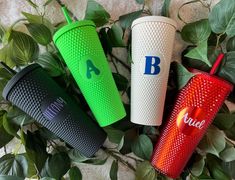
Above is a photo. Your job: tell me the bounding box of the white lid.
[131,16,177,29]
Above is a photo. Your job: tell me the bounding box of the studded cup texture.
[3,64,106,157]
[131,17,176,126]
[54,21,126,127]
[151,73,233,178]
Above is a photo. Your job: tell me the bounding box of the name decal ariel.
[176,107,206,135]
[182,112,205,129]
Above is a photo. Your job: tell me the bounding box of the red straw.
[210,53,224,75]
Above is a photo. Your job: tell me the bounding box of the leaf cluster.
[0,0,235,180]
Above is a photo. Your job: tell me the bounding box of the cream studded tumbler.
[53,7,126,127]
[131,16,177,126]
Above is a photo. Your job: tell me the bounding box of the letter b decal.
[144,56,161,75]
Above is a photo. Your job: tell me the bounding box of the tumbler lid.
[53,20,96,44]
[131,16,177,29]
[2,64,40,100]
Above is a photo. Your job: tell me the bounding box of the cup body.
[151,73,233,178]
[3,64,107,157]
[53,21,126,127]
[131,16,177,126]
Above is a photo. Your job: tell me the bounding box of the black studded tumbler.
[2,64,106,157]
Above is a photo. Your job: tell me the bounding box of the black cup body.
[3,64,106,157]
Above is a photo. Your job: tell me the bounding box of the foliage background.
[0,0,235,180]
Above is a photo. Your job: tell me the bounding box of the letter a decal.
[86,60,100,79]
[144,56,161,75]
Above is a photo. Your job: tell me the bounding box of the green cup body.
[53,21,126,127]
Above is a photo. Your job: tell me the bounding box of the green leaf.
[84,0,110,27]
[0,68,10,101]
[222,161,235,179]
[0,154,28,178]
[207,154,231,180]
[182,46,210,72]
[226,36,235,52]
[185,41,211,67]
[24,155,37,178]
[119,10,143,29]
[68,149,108,165]
[131,134,153,160]
[171,61,194,89]
[208,32,227,46]
[68,149,89,163]
[0,43,16,68]
[2,113,20,138]
[198,126,226,157]
[109,160,118,180]
[22,12,54,32]
[9,31,39,65]
[161,0,171,17]
[43,0,53,6]
[104,126,125,149]
[220,147,235,162]
[25,131,48,172]
[112,73,128,91]
[191,155,205,176]
[7,106,35,126]
[135,0,144,4]
[0,24,5,43]
[107,24,125,47]
[35,52,63,77]
[143,126,158,135]
[40,152,70,179]
[217,51,235,84]
[38,127,58,140]
[181,19,211,45]
[26,23,52,45]
[225,123,235,141]
[135,161,157,180]
[25,0,38,8]
[0,175,24,180]
[209,0,235,37]
[69,166,82,180]
[0,111,14,148]
[213,113,235,130]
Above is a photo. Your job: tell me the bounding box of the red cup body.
[151,73,233,178]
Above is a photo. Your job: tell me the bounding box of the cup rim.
[189,69,234,91]
[2,64,40,100]
[53,20,96,44]
[131,16,177,29]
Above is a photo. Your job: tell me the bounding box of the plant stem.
[215,33,224,50]
[108,54,119,74]
[199,0,211,11]
[13,142,22,155]
[10,18,27,30]
[4,146,7,154]
[225,137,235,146]
[110,53,131,72]
[104,148,136,171]
[124,154,143,163]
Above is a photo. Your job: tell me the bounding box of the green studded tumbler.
[53,7,126,127]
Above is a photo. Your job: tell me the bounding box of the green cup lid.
[53,6,96,44]
[53,20,96,44]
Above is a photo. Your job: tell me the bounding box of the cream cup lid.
[131,16,177,29]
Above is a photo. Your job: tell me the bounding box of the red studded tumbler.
[151,55,233,178]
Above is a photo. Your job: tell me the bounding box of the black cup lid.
[2,64,40,100]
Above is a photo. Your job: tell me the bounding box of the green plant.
[0,0,234,179]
